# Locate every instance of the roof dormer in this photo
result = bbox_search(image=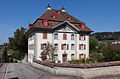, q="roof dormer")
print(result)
[80,22,86,30]
[43,18,48,27]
